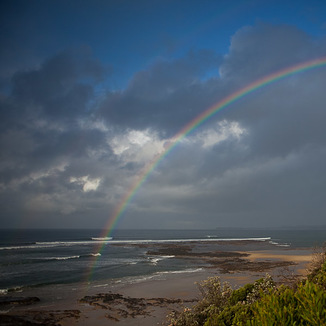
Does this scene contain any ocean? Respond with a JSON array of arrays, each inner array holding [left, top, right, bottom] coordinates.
[[0, 228, 325, 295]]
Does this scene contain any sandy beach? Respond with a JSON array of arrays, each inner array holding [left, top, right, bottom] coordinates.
[[0, 245, 313, 326]]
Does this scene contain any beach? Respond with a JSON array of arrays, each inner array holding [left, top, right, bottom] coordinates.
[[0, 241, 313, 326]]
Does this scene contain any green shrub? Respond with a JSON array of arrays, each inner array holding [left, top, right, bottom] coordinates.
[[249, 281, 326, 325], [229, 283, 254, 305], [196, 276, 233, 311], [168, 308, 200, 326], [246, 274, 276, 304], [167, 276, 232, 326], [307, 244, 326, 280], [204, 303, 252, 326], [167, 247, 326, 326], [295, 281, 326, 325], [308, 260, 326, 289], [249, 285, 298, 325], [203, 275, 275, 326]]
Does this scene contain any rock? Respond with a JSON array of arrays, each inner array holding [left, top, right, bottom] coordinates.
[[0, 315, 39, 326], [0, 296, 40, 306]]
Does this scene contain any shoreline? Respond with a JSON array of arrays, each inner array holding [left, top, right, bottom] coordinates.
[[0, 246, 313, 326]]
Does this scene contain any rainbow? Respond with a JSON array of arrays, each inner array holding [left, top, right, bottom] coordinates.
[[89, 56, 326, 280]]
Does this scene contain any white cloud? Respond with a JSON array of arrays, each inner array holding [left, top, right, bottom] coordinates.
[[70, 175, 101, 192], [109, 129, 166, 163], [193, 120, 247, 148]]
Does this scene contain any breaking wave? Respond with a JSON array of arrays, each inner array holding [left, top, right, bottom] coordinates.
[[108, 237, 272, 245], [148, 255, 175, 265], [92, 237, 113, 241], [40, 253, 101, 261]]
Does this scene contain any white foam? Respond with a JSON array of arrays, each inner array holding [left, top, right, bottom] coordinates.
[[37, 252, 101, 261], [209, 237, 272, 242], [123, 258, 142, 265], [269, 240, 291, 247], [0, 240, 110, 250], [90, 253, 101, 257], [159, 268, 203, 275], [148, 255, 175, 265], [128, 274, 157, 284], [108, 237, 271, 245], [35, 240, 102, 246], [149, 258, 160, 265], [92, 283, 109, 288], [0, 286, 23, 294], [0, 237, 272, 250], [119, 267, 204, 286], [0, 244, 47, 250], [47, 255, 80, 260]]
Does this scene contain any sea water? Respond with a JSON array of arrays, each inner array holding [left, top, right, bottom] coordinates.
[[0, 228, 325, 294]]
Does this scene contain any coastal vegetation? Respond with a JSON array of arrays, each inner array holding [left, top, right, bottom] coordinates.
[[168, 247, 326, 326]]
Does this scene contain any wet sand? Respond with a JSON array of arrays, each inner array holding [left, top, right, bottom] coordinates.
[[0, 244, 313, 326]]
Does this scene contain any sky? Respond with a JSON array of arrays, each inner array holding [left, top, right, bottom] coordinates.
[[1, 0, 326, 230]]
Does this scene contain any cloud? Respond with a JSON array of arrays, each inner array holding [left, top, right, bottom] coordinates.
[[11, 48, 104, 119], [192, 120, 246, 148], [98, 50, 222, 135], [104, 23, 326, 228], [0, 49, 113, 227], [70, 176, 101, 192], [109, 129, 166, 166], [1, 23, 326, 229]]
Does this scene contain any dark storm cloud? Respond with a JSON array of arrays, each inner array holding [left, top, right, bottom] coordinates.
[[220, 24, 315, 81], [0, 46, 122, 227], [99, 50, 222, 135], [1, 22, 326, 228], [0, 49, 109, 188], [11, 48, 104, 120], [98, 24, 326, 139], [127, 138, 326, 228], [212, 24, 326, 159], [107, 24, 326, 228]]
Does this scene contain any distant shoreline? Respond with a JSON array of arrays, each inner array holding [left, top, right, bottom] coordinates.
[[2, 225, 326, 230]]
